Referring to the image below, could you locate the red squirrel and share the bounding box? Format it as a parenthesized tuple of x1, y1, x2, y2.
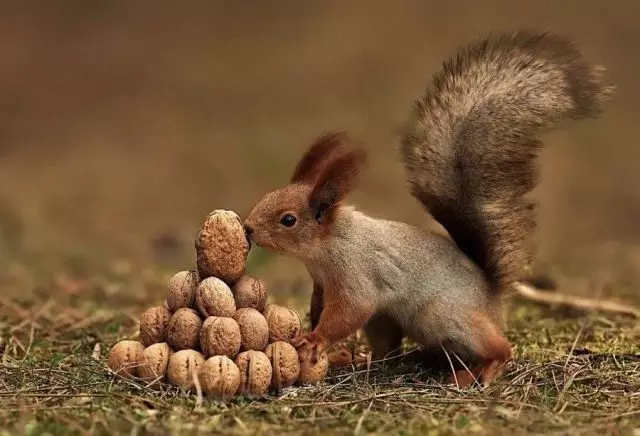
(244, 32, 611, 387)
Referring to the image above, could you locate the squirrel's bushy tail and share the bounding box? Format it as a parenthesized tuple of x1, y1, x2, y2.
(401, 31, 613, 289)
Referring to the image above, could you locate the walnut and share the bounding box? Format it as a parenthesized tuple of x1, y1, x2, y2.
(165, 270, 199, 311)
(199, 355, 241, 399)
(265, 341, 300, 390)
(297, 348, 329, 385)
(234, 350, 272, 397)
(166, 349, 205, 390)
(195, 277, 236, 318)
(107, 340, 144, 378)
(263, 305, 302, 343)
(195, 210, 249, 284)
(234, 308, 269, 351)
(166, 308, 202, 351)
(200, 316, 242, 359)
(232, 275, 267, 312)
(139, 306, 172, 346)
(138, 342, 172, 385)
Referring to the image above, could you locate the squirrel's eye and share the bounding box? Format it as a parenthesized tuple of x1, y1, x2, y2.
(279, 214, 297, 228)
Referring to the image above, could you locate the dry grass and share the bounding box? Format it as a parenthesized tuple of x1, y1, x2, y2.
(1, 259, 639, 436)
(1, 2, 639, 435)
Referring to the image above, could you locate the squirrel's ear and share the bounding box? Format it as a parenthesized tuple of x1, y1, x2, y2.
(290, 131, 349, 184)
(308, 148, 367, 223)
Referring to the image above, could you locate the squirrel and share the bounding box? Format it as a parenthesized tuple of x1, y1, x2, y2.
(243, 31, 612, 387)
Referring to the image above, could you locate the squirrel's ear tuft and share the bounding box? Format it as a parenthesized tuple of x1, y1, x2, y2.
(308, 148, 367, 223)
(290, 131, 349, 184)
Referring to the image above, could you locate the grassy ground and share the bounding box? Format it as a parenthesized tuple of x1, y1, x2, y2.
(1, 256, 639, 436)
(1, 2, 640, 435)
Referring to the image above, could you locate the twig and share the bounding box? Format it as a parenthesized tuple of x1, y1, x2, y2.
(512, 282, 640, 318)
(353, 400, 373, 435)
(564, 326, 584, 371)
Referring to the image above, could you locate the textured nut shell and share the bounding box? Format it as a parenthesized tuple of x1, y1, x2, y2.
(200, 316, 242, 358)
(195, 210, 249, 284)
(138, 342, 172, 383)
(234, 308, 269, 351)
(297, 351, 329, 385)
(232, 275, 267, 312)
(265, 342, 300, 389)
(234, 350, 272, 396)
(107, 340, 144, 378)
(196, 277, 236, 318)
(199, 356, 241, 399)
(166, 308, 202, 351)
(264, 305, 302, 343)
(166, 349, 205, 390)
(166, 270, 199, 311)
(139, 306, 172, 346)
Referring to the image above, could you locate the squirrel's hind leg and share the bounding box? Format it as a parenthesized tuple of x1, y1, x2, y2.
(364, 313, 404, 361)
(444, 312, 513, 388)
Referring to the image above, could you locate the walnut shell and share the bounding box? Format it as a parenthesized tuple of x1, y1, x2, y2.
(234, 350, 272, 397)
(200, 316, 242, 358)
(166, 308, 202, 351)
(195, 277, 236, 318)
(232, 275, 267, 312)
(139, 306, 172, 346)
(165, 270, 199, 311)
(199, 355, 241, 399)
(264, 305, 302, 343)
(265, 341, 300, 390)
(107, 340, 144, 378)
(138, 342, 172, 384)
(195, 210, 249, 284)
(297, 350, 329, 385)
(234, 308, 269, 351)
(166, 349, 205, 390)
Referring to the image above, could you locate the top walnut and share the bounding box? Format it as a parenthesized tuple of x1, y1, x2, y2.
(195, 210, 249, 285)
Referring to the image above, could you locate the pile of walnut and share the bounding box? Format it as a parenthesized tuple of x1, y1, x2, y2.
(107, 210, 329, 400)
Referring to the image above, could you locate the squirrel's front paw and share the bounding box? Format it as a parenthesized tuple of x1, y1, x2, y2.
(292, 332, 325, 364)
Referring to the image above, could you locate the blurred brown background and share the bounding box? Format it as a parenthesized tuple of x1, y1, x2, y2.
(1, 1, 639, 299)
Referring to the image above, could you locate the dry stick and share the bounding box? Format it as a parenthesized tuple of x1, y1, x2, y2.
(353, 400, 373, 435)
(512, 282, 640, 318)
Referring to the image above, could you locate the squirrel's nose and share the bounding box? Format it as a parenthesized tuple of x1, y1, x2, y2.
(243, 223, 254, 247)
(243, 224, 254, 236)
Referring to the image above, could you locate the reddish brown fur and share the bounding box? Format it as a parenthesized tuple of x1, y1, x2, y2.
(308, 149, 367, 225)
(363, 314, 404, 359)
(448, 312, 513, 387)
(290, 131, 349, 185)
(244, 133, 366, 257)
(401, 31, 612, 289)
(245, 32, 609, 389)
(309, 281, 324, 329)
(292, 273, 376, 357)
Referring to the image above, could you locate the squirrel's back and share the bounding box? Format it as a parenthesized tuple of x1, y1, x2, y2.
(401, 31, 612, 289)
